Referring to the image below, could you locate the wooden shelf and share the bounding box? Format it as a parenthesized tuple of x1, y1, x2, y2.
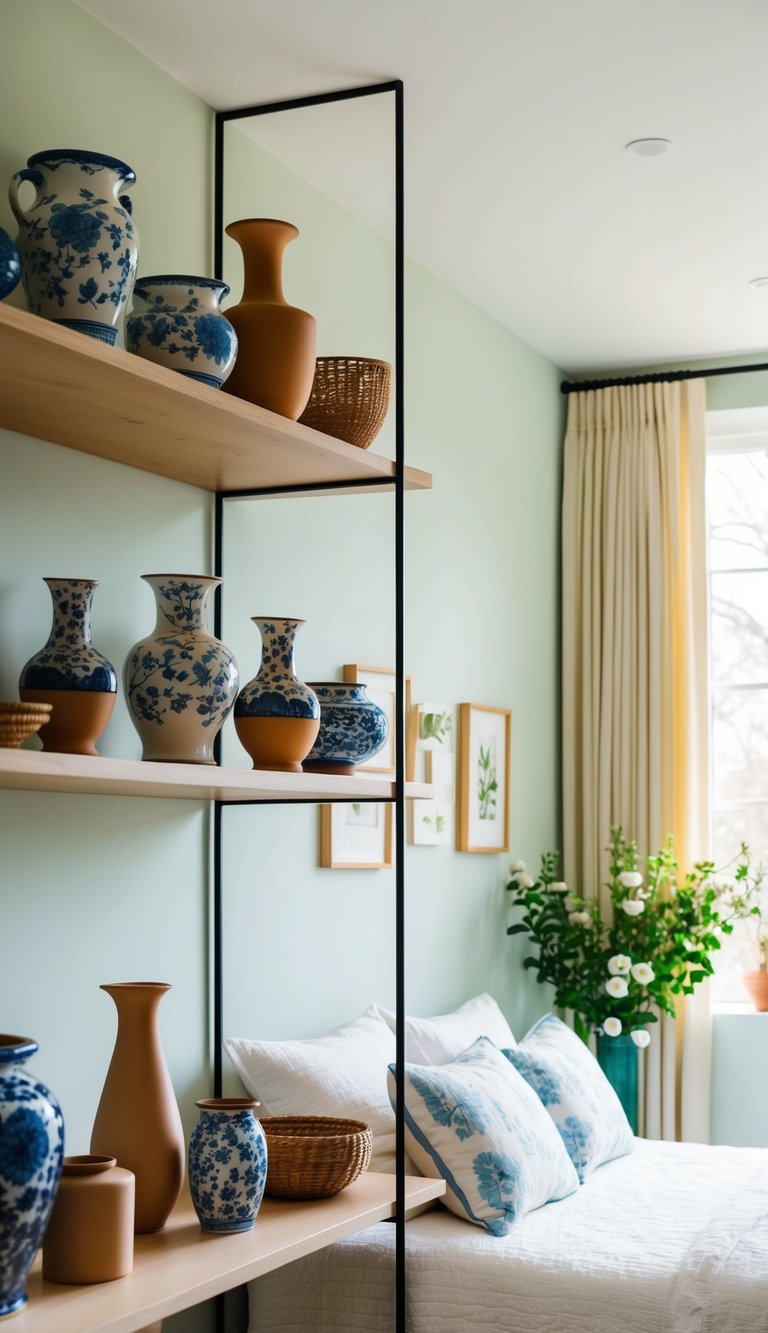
(0, 305, 432, 495)
(0, 750, 433, 803)
(17, 1174, 445, 1333)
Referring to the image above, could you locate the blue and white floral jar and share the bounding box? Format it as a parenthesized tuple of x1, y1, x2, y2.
(9, 149, 138, 345)
(19, 577, 117, 755)
(304, 682, 388, 774)
(234, 617, 319, 772)
(125, 574, 239, 765)
(0, 1036, 65, 1318)
(0, 226, 21, 301)
(188, 1099, 267, 1234)
(126, 276, 238, 389)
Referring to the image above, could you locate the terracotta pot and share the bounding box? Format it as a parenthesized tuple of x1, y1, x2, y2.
(90, 983, 185, 1234)
(222, 219, 316, 419)
(742, 971, 768, 1011)
(234, 617, 319, 772)
(42, 1156, 134, 1284)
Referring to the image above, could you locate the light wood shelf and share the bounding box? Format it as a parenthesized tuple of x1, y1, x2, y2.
(0, 750, 433, 803)
(17, 1174, 445, 1333)
(0, 305, 431, 495)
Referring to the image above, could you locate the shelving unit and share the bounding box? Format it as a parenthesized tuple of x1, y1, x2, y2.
(16, 1175, 446, 1333)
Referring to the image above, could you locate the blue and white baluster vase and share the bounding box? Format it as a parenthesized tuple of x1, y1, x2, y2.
(125, 575, 239, 764)
(0, 227, 21, 301)
(9, 148, 138, 344)
(19, 577, 117, 755)
(304, 682, 389, 774)
(188, 1099, 267, 1234)
(126, 275, 238, 388)
(0, 1036, 65, 1318)
(234, 617, 319, 772)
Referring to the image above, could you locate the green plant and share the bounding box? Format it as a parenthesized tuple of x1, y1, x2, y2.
(506, 826, 763, 1044)
(421, 710, 453, 745)
(477, 744, 497, 820)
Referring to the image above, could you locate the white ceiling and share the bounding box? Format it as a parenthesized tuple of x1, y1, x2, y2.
(75, 0, 768, 374)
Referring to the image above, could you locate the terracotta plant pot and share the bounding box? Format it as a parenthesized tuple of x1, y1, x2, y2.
(42, 1156, 134, 1284)
(742, 971, 768, 1011)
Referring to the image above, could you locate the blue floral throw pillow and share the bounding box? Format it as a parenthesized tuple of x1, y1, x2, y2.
(387, 1035, 578, 1236)
(502, 1015, 634, 1182)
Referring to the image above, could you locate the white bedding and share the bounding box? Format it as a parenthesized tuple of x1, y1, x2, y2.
(247, 1138, 768, 1332)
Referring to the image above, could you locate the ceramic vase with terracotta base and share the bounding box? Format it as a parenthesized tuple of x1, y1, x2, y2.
(234, 617, 319, 772)
(222, 218, 316, 419)
(742, 971, 768, 1011)
(42, 1155, 134, 1284)
(90, 983, 185, 1234)
(19, 578, 117, 755)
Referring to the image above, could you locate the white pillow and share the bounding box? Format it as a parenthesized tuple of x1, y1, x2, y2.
(225, 1006, 398, 1173)
(387, 1036, 578, 1236)
(376, 993, 516, 1064)
(502, 1014, 634, 1181)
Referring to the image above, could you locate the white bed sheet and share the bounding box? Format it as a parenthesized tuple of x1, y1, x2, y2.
(247, 1138, 768, 1332)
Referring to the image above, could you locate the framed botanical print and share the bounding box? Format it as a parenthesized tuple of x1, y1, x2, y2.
(320, 802, 393, 869)
(457, 703, 511, 853)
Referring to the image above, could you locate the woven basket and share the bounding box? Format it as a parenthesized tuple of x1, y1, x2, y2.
(0, 701, 53, 748)
(261, 1115, 372, 1199)
(299, 357, 391, 449)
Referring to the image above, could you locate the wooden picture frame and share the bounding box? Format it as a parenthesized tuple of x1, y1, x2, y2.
(320, 802, 393, 869)
(342, 664, 413, 774)
(457, 703, 511, 853)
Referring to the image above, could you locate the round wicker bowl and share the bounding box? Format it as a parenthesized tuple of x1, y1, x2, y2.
(0, 701, 53, 748)
(261, 1115, 372, 1200)
(298, 356, 391, 449)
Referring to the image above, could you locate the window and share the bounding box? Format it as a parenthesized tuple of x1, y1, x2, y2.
(706, 407, 768, 1004)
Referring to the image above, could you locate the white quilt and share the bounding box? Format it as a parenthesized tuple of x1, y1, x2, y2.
(248, 1139, 768, 1332)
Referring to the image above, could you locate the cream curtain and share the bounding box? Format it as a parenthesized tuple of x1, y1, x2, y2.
(561, 379, 709, 1141)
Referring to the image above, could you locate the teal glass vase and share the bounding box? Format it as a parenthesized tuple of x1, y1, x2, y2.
(595, 1033, 638, 1133)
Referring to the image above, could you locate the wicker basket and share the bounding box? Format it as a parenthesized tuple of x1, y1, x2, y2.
(0, 701, 53, 748)
(298, 357, 391, 450)
(261, 1115, 372, 1200)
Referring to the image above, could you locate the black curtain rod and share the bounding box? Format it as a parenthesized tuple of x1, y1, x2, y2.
(560, 360, 768, 395)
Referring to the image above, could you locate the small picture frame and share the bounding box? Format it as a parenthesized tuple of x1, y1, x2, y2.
(457, 703, 511, 853)
(320, 802, 393, 869)
(342, 664, 413, 774)
(407, 700, 454, 782)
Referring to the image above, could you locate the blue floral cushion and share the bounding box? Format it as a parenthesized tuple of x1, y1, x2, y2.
(502, 1015, 634, 1182)
(387, 1035, 579, 1235)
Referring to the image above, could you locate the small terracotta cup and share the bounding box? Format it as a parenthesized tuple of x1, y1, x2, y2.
(42, 1155, 135, 1284)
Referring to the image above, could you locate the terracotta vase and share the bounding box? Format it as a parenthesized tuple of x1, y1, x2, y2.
(222, 219, 316, 419)
(234, 618, 319, 772)
(19, 578, 117, 755)
(42, 1155, 134, 1284)
(90, 983, 185, 1234)
(742, 970, 768, 1011)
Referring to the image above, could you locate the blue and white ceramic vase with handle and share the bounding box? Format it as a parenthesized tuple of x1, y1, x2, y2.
(126, 276, 238, 388)
(234, 617, 320, 773)
(125, 575, 239, 765)
(19, 577, 117, 756)
(9, 148, 138, 345)
(0, 226, 21, 301)
(0, 1036, 65, 1318)
(304, 682, 388, 774)
(188, 1099, 267, 1234)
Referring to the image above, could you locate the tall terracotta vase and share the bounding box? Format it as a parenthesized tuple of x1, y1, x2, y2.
(222, 218, 316, 419)
(90, 983, 184, 1234)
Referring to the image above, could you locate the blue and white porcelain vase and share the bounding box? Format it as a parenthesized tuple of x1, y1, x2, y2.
(234, 617, 319, 773)
(9, 148, 138, 345)
(0, 1036, 65, 1318)
(126, 276, 238, 388)
(0, 226, 21, 301)
(19, 578, 117, 755)
(304, 682, 388, 774)
(125, 575, 239, 765)
(188, 1099, 267, 1234)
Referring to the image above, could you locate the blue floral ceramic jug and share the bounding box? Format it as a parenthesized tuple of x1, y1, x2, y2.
(126, 275, 238, 388)
(188, 1099, 267, 1234)
(9, 148, 138, 344)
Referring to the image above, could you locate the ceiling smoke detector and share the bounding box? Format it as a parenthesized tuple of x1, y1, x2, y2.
(625, 138, 672, 156)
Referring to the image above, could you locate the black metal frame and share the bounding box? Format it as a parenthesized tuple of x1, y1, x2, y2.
(212, 80, 406, 1333)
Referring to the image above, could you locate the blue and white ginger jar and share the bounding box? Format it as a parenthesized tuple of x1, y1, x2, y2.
(9, 148, 138, 345)
(0, 226, 21, 301)
(0, 1037, 65, 1318)
(234, 617, 319, 772)
(126, 275, 238, 389)
(188, 1099, 267, 1234)
(304, 681, 388, 774)
(125, 574, 238, 765)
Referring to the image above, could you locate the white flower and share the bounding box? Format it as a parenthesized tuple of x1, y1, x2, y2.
(549, 881, 568, 893)
(515, 873, 534, 889)
(510, 860, 526, 873)
(608, 953, 632, 975)
(621, 898, 645, 916)
(568, 910, 591, 926)
(564, 896, 579, 912)
(605, 976, 629, 998)
(631, 961, 655, 985)
(631, 1029, 651, 1048)
(603, 1017, 623, 1037)
(619, 871, 643, 889)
